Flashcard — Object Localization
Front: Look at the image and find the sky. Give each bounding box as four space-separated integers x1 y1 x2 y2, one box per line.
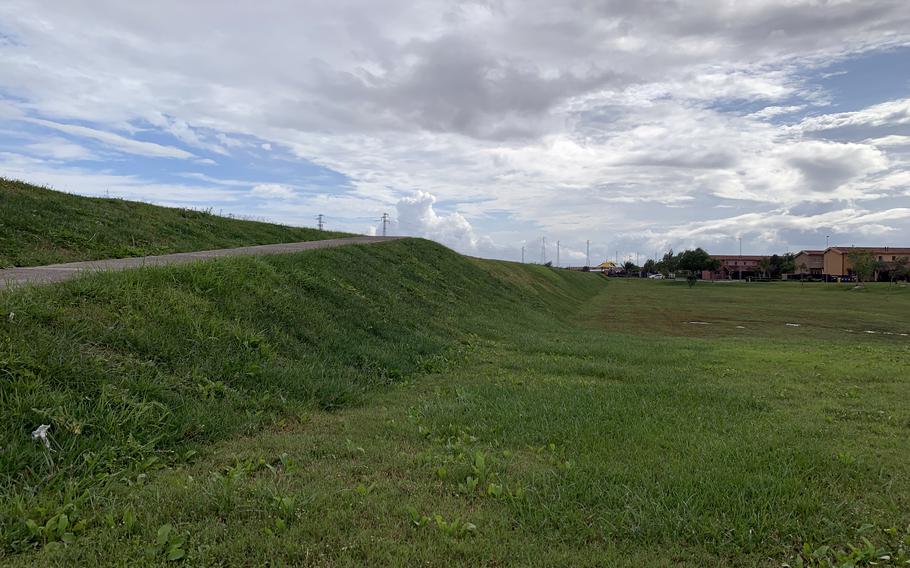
1 1 909 266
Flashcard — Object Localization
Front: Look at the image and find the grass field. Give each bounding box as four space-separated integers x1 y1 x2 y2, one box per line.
0 178 347 267
2 242 909 566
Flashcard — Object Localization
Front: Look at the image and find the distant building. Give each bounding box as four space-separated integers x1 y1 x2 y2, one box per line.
793 250 824 277
823 247 910 278
594 260 618 273
703 255 769 280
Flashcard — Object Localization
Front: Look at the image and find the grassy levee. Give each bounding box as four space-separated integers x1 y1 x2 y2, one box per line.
0 239 603 559
3 252 910 566
0 178 348 267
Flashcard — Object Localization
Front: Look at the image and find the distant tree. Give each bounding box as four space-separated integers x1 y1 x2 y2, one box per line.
848 249 876 284
797 261 808 284
780 253 796 275
622 261 639 276
757 257 771 279
676 248 718 273
642 259 656 274
768 254 781 277
657 249 677 277
676 248 720 286
874 259 889 282
768 253 795 278
891 257 909 283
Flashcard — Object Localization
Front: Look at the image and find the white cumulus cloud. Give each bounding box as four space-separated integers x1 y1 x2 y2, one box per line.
250 183 297 200
393 191 495 254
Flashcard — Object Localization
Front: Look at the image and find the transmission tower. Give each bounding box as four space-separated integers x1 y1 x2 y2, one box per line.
316 214 324 231
380 213 390 236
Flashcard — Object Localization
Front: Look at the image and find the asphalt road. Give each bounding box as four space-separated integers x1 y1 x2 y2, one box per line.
0 236 402 290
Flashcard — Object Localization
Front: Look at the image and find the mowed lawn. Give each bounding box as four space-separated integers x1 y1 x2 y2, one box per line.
7 273 910 566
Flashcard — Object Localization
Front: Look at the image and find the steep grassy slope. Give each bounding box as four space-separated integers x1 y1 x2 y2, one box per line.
3 241 910 566
0 238 603 556
0 178 348 267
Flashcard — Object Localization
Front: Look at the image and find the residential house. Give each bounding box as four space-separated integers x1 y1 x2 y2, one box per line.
823 247 910 278
792 250 824 277
703 255 769 280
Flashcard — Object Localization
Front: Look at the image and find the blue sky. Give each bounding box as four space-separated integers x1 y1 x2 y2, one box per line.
1 1 909 265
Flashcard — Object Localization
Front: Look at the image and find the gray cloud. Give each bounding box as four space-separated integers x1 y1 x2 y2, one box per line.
1 0 910 259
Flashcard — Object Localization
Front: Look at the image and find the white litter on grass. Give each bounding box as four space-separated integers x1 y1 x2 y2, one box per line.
900 333 908 337
687 321 710 325
736 325 746 329
865 330 878 334
7 312 13 322
785 323 801 327
31 424 51 449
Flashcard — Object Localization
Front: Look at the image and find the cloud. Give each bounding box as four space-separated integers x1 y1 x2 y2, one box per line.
1 1 910 259
800 98 910 132
783 141 888 193
394 191 482 249
251 183 297 199
0 151 237 205
147 113 229 155
25 137 95 160
649 206 910 251
392 191 505 258
24 118 195 159
748 105 806 120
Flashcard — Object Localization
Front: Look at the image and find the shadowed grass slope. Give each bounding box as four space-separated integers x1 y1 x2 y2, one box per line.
3 247 910 566
0 238 602 556
0 177 348 267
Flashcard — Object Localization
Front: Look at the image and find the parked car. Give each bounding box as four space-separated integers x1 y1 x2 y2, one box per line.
648 273 665 279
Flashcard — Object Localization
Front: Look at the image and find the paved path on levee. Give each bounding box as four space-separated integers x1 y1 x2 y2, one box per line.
0 236 403 290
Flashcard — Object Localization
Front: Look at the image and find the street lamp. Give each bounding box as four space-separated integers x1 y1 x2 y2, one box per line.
738 236 742 281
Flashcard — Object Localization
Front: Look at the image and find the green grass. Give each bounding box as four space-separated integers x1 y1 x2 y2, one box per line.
0 178 348 267
2 245 909 566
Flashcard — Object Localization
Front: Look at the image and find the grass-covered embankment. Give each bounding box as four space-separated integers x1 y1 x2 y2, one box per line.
3 244 910 566
0 238 602 559
0 178 348 267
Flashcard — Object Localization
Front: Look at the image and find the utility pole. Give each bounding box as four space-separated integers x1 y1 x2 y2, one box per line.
380 213 390 236
738 236 742 281
316 214 324 231
615 250 618 265
541 237 547 264
586 240 590 267
521 245 525 264
557 240 560 268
